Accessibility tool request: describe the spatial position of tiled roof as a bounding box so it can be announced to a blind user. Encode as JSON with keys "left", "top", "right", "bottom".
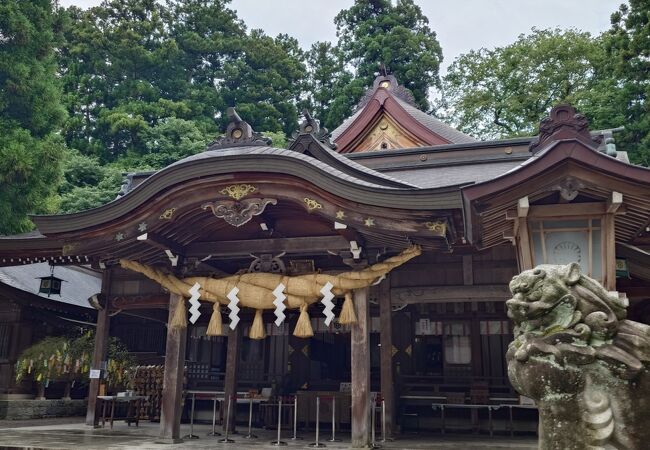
{"left": 330, "top": 95, "right": 477, "bottom": 145}
{"left": 331, "top": 108, "right": 363, "bottom": 141}
{"left": 0, "top": 230, "right": 45, "bottom": 239}
{"left": 148, "top": 145, "right": 414, "bottom": 191}
{"left": 393, "top": 97, "right": 477, "bottom": 144}
{"left": 384, "top": 160, "right": 525, "bottom": 189}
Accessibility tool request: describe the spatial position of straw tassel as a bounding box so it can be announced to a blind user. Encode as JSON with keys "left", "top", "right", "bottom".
{"left": 293, "top": 304, "right": 314, "bottom": 338}
{"left": 249, "top": 309, "right": 267, "bottom": 340}
{"left": 206, "top": 302, "right": 225, "bottom": 336}
{"left": 170, "top": 298, "right": 188, "bottom": 330}
{"left": 339, "top": 292, "right": 358, "bottom": 324}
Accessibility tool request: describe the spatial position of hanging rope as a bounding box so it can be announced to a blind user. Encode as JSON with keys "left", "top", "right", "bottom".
{"left": 119, "top": 245, "right": 421, "bottom": 337}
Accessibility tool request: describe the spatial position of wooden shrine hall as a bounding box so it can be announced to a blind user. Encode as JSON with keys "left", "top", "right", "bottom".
{"left": 2, "top": 74, "right": 650, "bottom": 447}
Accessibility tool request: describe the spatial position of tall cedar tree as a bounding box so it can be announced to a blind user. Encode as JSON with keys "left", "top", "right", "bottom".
{"left": 304, "top": 41, "right": 357, "bottom": 131}
{"left": 0, "top": 0, "right": 66, "bottom": 234}
{"left": 334, "top": 0, "right": 442, "bottom": 112}
{"left": 59, "top": 0, "right": 188, "bottom": 162}
{"left": 605, "top": 1, "right": 650, "bottom": 165}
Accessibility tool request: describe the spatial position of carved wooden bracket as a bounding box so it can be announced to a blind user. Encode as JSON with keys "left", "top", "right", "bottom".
{"left": 202, "top": 198, "right": 277, "bottom": 227}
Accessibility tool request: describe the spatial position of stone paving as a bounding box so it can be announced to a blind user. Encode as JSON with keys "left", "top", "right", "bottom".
{"left": 0, "top": 420, "right": 538, "bottom": 449}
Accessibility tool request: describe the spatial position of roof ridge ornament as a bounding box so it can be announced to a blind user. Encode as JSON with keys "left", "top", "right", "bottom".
{"left": 355, "top": 70, "right": 417, "bottom": 110}
{"left": 209, "top": 107, "right": 272, "bottom": 149}
{"left": 530, "top": 104, "right": 596, "bottom": 154}
{"left": 289, "top": 109, "right": 337, "bottom": 150}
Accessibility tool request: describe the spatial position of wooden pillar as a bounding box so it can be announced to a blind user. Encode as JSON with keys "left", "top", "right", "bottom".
{"left": 158, "top": 293, "right": 187, "bottom": 443}
{"left": 465, "top": 255, "right": 483, "bottom": 376}
{"left": 605, "top": 213, "right": 617, "bottom": 291}
{"left": 379, "top": 278, "right": 395, "bottom": 438}
{"left": 351, "top": 287, "right": 370, "bottom": 448}
{"left": 85, "top": 269, "right": 111, "bottom": 426}
{"left": 223, "top": 325, "right": 241, "bottom": 433}
{"left": 516, "top": 196, "right": 534, "bottom": 271}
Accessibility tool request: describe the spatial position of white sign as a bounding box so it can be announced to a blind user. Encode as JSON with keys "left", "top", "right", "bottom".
{"left": 89, "top": 369, "right": 101, "bottom": 379}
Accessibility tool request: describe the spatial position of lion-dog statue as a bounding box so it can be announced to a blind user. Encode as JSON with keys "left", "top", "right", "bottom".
{"left": 506, "top": 263, "right": 650, "bottom": 449}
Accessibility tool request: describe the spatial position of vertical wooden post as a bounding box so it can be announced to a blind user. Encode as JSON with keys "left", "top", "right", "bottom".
{"left": 605, "top": 213, "right": 616, "bottom": 291}
{"left": 517, "top": 217, "right": 534, "bottom": 271}
{"left": 351, "top": 287, "right": 370, "bottom": 448}
{"left": 379, "top": 278, "right": 395, "bottom": 439}
{"left": 158, "top": 293, "right": 188, "bottom": 443}
{"left": 85, "top": 269, "right": 111, "bottom": 427}
{"left": 462, "top": 255, "right": 474, "bottom": 286}
{"left": 516, "top": 196, "right": 534, "bottom": 271}
{"left": 223, "top": 325, "right": 241, "bottom": 433}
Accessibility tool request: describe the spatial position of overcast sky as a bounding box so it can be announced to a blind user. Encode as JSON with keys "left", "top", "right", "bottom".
{"left": 59, "top": 0, "right": 624, "bottom": 73}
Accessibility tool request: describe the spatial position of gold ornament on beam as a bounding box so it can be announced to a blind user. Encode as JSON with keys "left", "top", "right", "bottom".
{"left": 425, "top": 220, "right": 447, "bottom": 236}
{"left": 220, "top": 184, "right": 257, "bottom": 200}
{"left": 159, "top": 208, "right": 176, "bottom": 220}
{"left": 303, "top": 198, "right": 323, "bottom": 211}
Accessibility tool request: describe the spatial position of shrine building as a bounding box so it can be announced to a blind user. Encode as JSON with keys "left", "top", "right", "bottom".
{"left": 2, "top": 74, "right": 650, "bottom": 447}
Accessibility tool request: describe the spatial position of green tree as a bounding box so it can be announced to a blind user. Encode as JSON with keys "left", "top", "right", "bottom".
{"left": 58, "top": 149, "right": 124, "bottom": 213}
{"left": 303, "top": 42, "right": 354, "bottom": 129}
{"left": 442, "top": 28, "right": 610, "bottom": 140}
{"left": 220, "top": 30, "right": 306, "bottom": 135}
{"left": 0, "top": 0, "right": 66, "bottom": 234}
{"left": 117, "top": 117, "right": 210, "bottom": 170}
{"left": 59, "top": 0, "right": 190, "bottom": 161}
{"left": 334, "top": 0, "right": 443, "bottom": 111}
{"left": 58, "top": 0, "right": 298, "bottom": 163}
{"left": 604, "top": 1, "right": 650, "bottom": 165}
{"left": 165, "top": 0, "right": 244, "bottom": 132}
{"left": 59, "top": 118, "right": 212, "bottom": 213}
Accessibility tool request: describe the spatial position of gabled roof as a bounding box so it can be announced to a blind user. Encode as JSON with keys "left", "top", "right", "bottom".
{"left": 391, "top": 97, "right": 477, "bottom": 145}
{"left": 461, "top": 105, "right": 650, "bottom": 248}
{"left": 287, "top": 115, "right": 417, "bottom": 188}
{"left": 331, "top": 74, "right": 476, "bottom": 152}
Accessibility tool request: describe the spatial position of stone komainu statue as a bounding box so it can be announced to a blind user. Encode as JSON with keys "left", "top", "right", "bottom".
{"left": 506, "top": 263, "right": 650, "bottom": 450}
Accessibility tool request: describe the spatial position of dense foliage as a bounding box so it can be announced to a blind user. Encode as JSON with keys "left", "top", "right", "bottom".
{"left": 442, "top": 29, "right": 608, "bottom": 139}
{"left": 0, "top": 0, "right": 648, "bottom": 233}
{"left": 442, "top": 1, "right": 649, "bottom": 166}
{"left": 334, "top": 0, "right": 443, "bottom": 111}
{"left": 0, "top": 0, "right": 66, "bottom": 234}
{"left": 604, "top": 0, "right": 650, "bottom": 165}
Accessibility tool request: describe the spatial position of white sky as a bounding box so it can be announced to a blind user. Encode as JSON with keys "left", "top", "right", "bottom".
{"left": 58, "top": 0, "right": 624, "bottom": 73}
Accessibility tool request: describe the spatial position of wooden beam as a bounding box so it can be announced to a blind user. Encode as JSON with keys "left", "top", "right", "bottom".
{"left": 137, "top": 232, "right": 185, "bottom": 257}
{"left": 506, "top": 202, "right": 627, "bottom": 220}
{"left": 517, "top": 196, "right": 529, "bottom": 218}
{"left": 223, "top": 326, "right": 241, "bottom": 433}
{"left": 517, "top": 217, "right": 534, "bottom": 270}
{"left": 351, "top": 287, "right": 370, "bottom": 448}
{"left": 158, "top": 293, "right": 187, "bottom": 443}
{"left": 391, "top": 285, "right": 511, "bottom": 304}
{"left": 186, "top": 235, "right": 350, "bottom": 258}
{"left": 378, "top": 278, "right": 395, "bottom": 439}
{"left": 85, "top": 269, "right": 111, "bottom": 427}
{"left": 110, "top": 294, "right": 170, "bottom": 311}
{"left": 462, "top": 255, "right": 473, "bottom": 286}
{"left": 607, "top": 191, "right": 623, "bottom": 214}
